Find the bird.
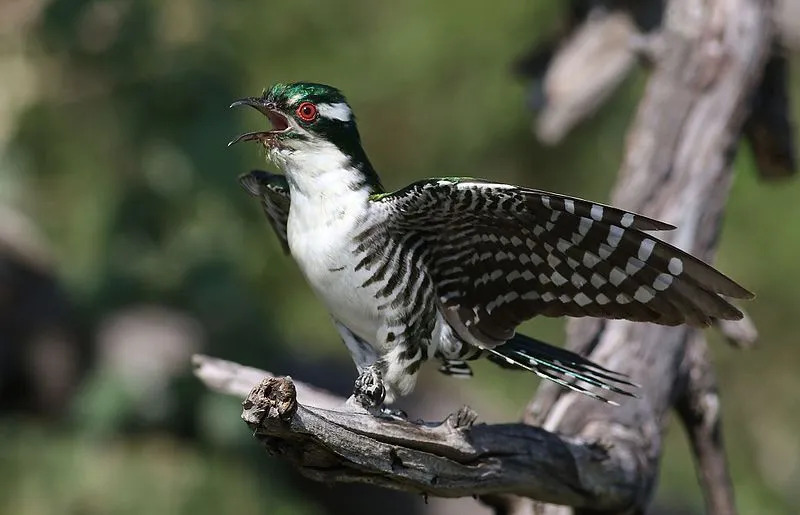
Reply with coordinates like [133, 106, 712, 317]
[229, 82, 752, 411]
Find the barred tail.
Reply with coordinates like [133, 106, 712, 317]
[485, 333, 638, 405]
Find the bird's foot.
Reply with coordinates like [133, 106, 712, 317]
[344, 395, 408, 421]
[346, 366, 409, 421]
[352, 366, 386, 409]
[376, 406, 408, 421]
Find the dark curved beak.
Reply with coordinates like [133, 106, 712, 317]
[228, 97, 286, 147]
[229, 97, 276, 116]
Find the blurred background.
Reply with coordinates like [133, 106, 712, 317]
[0, 1, 798, 514]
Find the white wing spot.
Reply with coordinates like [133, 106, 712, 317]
[551, 272, 567, 286]
[591, 204, 604, 221]
[506, 270, 521, 282]
[522, 291, 540, 300]
[653, 273, 673, 291]
[556, 239, 571, 254]
[522, 270, 535, 281]
[609, 267, 627, 286]
[607, 226, 624, 248]
[598, 243, 614, 259]
[510, 236, 523, 247]
[583, 252, 600, 268]
[620, 213, 635, 227]
[578, 217, 593, 236]
[566, 257, 579, 269]
[538, 273, 551, 284]
[638, 238, 656, 261]
[596, 293, 610, 305]
[490, 270, 503, 281]
[542, 292, 556, 302]
[616, 293, 632, 304]
[625, 257, 645, 276]
[668, 257, 683, 275]
[634, 286, 655, 303]
[591, 273, 607, 288]
[574, 292, 592, 306]
[547, 254, 561, 268]
[571, 273, 586, 287]
[564, 199, 575, 213]
[440, 290, 461, 302]
[541, 196, 551, 208]
[519, 254, 530, 265]
[559, 294, 571, 303]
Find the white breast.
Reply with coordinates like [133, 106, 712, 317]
[283, 148, 385, 343]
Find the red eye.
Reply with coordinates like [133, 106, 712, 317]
[296, 102, 318, 122]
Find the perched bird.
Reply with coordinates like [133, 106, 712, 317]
[230, 82, 752, 410]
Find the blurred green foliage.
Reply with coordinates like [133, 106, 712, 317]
[0, 0, 799, 514]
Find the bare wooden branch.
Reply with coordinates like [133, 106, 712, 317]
[535, 10, 638, 144]
[676, 333, 737, 515]
[192, 354, 343, 410]
[193, 356, 645, 510]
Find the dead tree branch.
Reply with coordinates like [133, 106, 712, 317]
[193, 355, 643, 510]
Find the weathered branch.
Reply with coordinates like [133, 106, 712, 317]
[533, 10, 639, 144]
[193, 355, 644, 510]
[676, 333, 736, 515]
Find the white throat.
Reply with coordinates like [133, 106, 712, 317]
[273, 138, 372, 247]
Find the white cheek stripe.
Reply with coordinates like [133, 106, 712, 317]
[318, 102, 353, 121]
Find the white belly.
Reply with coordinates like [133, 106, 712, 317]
[287, 199, 383, 344]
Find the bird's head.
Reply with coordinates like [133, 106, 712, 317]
[229, 82, 365, 168]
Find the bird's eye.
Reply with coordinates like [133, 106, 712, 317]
[296, 102, 318, 122]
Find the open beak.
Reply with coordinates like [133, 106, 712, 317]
[228, 97, 290, 147]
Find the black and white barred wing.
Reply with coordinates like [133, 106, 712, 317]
[239, 170, 291, 253]
[375, 178, 752, 348]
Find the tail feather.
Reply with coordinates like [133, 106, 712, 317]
[486, 333, 638, 405]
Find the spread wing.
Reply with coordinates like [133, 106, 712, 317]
[367, 178, 753, 348]
[239, 170, 291, 253]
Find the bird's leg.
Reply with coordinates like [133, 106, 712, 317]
[346, 364, 408, 421]
[352, 364, 386, 408]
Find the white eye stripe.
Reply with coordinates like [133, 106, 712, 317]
[317, 102, 353, 121]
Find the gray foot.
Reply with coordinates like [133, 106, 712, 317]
[353, 366, 386, 409]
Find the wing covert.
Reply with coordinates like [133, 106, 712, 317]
[371, 178, 752, 349]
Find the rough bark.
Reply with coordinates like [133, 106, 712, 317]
[193, 355, 641, 511]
